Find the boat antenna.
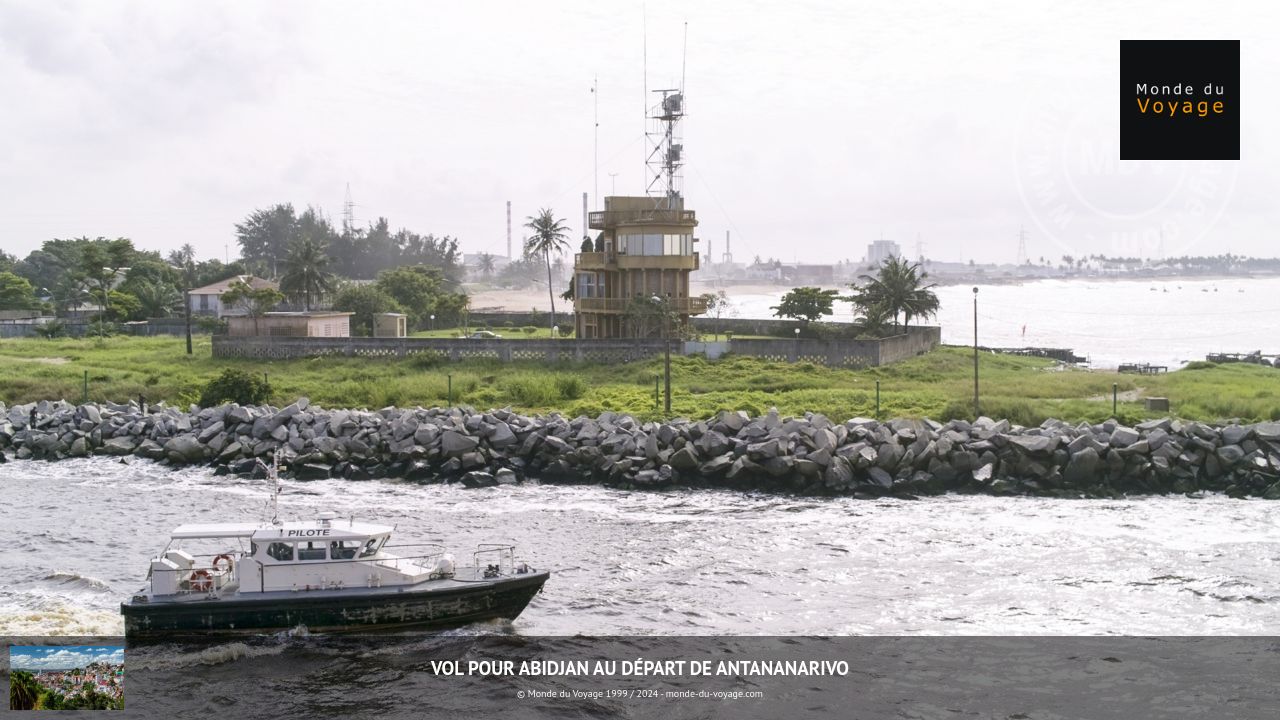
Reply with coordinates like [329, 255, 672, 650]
[270, 449, 283, 526]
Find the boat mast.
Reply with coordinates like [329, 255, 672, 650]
[269, 449, 283, 526]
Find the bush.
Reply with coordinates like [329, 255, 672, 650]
[31, 320, 66, 339]
[522, 326, 538, 335]
[200, 368, 272, 407]
[85, 320, 119, 337]
[195, 316, 228, 334]
[1184, 360, 1217, 370]
[555, 375, 587, 400]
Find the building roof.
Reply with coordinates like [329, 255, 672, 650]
[189, 275, 277, 295]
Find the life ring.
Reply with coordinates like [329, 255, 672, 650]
[190, 569, 213, 593]
[213, 554, 234, 572]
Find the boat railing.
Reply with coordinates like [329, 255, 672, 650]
[473, 544, 518, 577]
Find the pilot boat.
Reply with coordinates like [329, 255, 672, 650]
[120, 462, 548, 639]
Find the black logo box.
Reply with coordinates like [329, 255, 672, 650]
[1120, 39, 1239, 160]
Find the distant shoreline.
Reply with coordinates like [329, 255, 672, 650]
[467, 273, 1280, 312]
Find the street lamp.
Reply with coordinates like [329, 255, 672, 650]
[972, 287, 979, 419]
[794, 326, 800, 361]
[430, 314, 435, 332]
[652, 295, 671, 415]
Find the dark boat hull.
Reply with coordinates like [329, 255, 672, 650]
[121, 572, 548, 639]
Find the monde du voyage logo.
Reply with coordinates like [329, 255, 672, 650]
[1120, 40, 1239, 160]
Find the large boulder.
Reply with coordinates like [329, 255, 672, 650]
[1063, 447, 1101, 485]
[163, 435, 206, 463]
[101, 436, 138, 456]
[441, 430, 479, 457]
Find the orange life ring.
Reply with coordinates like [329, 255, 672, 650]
[190, 569, 213, 593]
[213, 554, 234, 572]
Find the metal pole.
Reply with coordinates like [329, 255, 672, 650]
[663, 316, 672, 415]
[447, 374, 453, 406]
[654, 375, 660, 408]
[875, 380, 880, 419]
[184, 290, 193, 355]
[83, 370, 88, 404]
[1113, 383, 1118, 416]
[972, 287, 980, 419]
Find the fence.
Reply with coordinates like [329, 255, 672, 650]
[213, 336, 674, 363]
[212, 326, 941, 367]
[0, 320, 195, 338]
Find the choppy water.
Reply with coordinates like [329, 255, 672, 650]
[4, 458, 1280, 637]
[728, 276, 1280, 368]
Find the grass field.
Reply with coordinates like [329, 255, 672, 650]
[1, 335, 1277, 425]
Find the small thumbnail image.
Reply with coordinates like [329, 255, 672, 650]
[9, 645, 125, 711]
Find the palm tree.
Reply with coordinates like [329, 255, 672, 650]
[132, 280, 182, 318]
[523, 208, 571, 331]
[167, 243, 196, 268]
[279, 237, 335, 310]
[847, 256, 939, 332]
[10, 669, 39, 710]
[478, 252, 496, 278]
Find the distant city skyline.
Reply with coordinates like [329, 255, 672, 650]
[3, 1, 1277, 265]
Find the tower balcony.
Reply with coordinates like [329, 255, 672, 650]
[575, 296, 709, 315]
[574, 253, 700, 271]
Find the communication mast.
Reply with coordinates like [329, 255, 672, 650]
[1016, 225, 1029, 266]
[342, 184, 357, 234]
[646, 88, 685, 201]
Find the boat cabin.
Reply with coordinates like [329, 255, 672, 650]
[147, 511, 446, 597]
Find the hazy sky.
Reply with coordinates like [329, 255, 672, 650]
[2, 1, 1276, 265]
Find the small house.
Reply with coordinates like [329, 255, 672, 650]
[374, 312, 408, 338]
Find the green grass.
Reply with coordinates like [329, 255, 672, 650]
[0, 336, 1277, 425]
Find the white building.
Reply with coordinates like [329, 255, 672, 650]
[865, 239, 901, 268]
[188, 275, 277, 316]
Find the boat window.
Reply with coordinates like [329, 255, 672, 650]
[330, 540, 361, 560]
[298, 541, 326, 562]
[359, 537, 384, 558]
[266, 542, 294, 562]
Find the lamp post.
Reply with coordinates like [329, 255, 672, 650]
[972, 286, 980, 419]
[794, 326, 800, 361]
[652, 295, 671, 415]
[429, 314, 435, 332]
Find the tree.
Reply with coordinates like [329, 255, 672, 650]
[131, 279, 182, 318]
[845, 256, 939, 332]
[0, 271, 38, 310]
[523, 208, 571, 332]
[623, 295, 678, 339]
[477, 252, 496, 278]
[0, 249, 15, 273]
[78, 237, 135, 336]
[221, 279, 284, 334]
[9, 669, 39, 710]
[374, 265, 467, 329]
[333, 283, 403, 336]
[167, 243, 196, 268]
[235, 204, 297, 277]
[104, 290, 142, 322]
[771, 287, 838, 325]
[279, 236, 335, 310]
[700, 290, 733, 340]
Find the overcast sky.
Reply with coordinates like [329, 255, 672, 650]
[2, 1, 1276, 265]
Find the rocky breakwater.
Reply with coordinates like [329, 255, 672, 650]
[3, 399, 1280, 499]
